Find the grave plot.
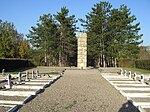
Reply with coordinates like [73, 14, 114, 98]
[0, 69, 62, 112]
[101, 69, 150, 112]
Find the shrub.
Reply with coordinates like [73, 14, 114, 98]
[118, 58, 135, 67]
[135, 60, 150, 70]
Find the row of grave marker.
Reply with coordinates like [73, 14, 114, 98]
[0, 69, 65, 112]
[120, 69, 145, 84]
[116, 69, 150, 112]
[1, 69, 65, 90]
[102, 69, 150, 112]
[7, 70, 42, 89]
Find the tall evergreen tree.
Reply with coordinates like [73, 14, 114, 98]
[80, 1, 112, 67]
[108, 5, 143, 63]
[81, 2, 143, 67]
[28, 7, 77, 66]
[27, 14, 59, 65]
[55, 7, 77, 66]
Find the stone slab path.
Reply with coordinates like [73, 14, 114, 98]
[20, 69, 139, 112]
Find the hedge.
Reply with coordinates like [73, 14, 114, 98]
[135, 60, 150, 70]
[0, 58, 34, 71]
[118, 58, 135, 67]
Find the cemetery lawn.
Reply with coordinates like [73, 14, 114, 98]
[124, 67, 150, 75]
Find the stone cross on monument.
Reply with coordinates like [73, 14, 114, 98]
[77, 32, 87, 69]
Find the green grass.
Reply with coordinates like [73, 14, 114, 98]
[49, 71, 60, 74]
[39, 72, 60, 75]
[124, 67, 150, 75]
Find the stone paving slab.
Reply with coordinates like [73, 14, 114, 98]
[112, 82, 142, 88]
[111, 80, 141, 84]
[0, 91, 36, 96]
[116, 87, 150, 91]
[109, 79, 133, 81]
[117, 85, 149, 87]
[5, 85, 44, 89]
[0, 100, 23, 105]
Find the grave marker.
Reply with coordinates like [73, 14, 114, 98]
[18, 72, 22, 84]
[141, 74, 145, 84]
[2, 69, 5, 76]
[32, 70, 35, 79]
[7, 74, 12, 89]
[124, 70, 127, 76]
[129, 71, 132, 79]
[36, 70, 41, 77]
[120, 69, 123, 76]
[133, 72, 137, 80]
[25, 71, 29, 81]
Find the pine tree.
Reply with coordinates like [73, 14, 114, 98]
[108, 5, 143, 65]
[27, 14, 59, 65]
[81, 2, 143, 67]
[80, 1, 112, 67]
[54, 7, 77, 66]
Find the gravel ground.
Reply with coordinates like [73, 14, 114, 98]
[1, 107, 11, 112]
[0, 95, 26, 101]
[19, 68, 139, 112]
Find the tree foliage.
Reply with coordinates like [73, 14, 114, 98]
[55, 7, 77, 66]
[81, 1, 143, 67]
[28, 7, 77, 66]
[0, 20, 30, 58]
[28, 14, 59, 65]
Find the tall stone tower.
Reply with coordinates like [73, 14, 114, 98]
[77, 32, 87, 69]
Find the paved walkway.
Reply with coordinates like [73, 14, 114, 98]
[20, 69, 139, 112]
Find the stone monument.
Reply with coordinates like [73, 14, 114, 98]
[77, 32, 87, 69]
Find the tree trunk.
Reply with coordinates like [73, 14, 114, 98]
[114, 58, 117, 67]
[103, 55, 106, 67]
[98, 56, 101, 67]
[59, 51, 62, 67]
